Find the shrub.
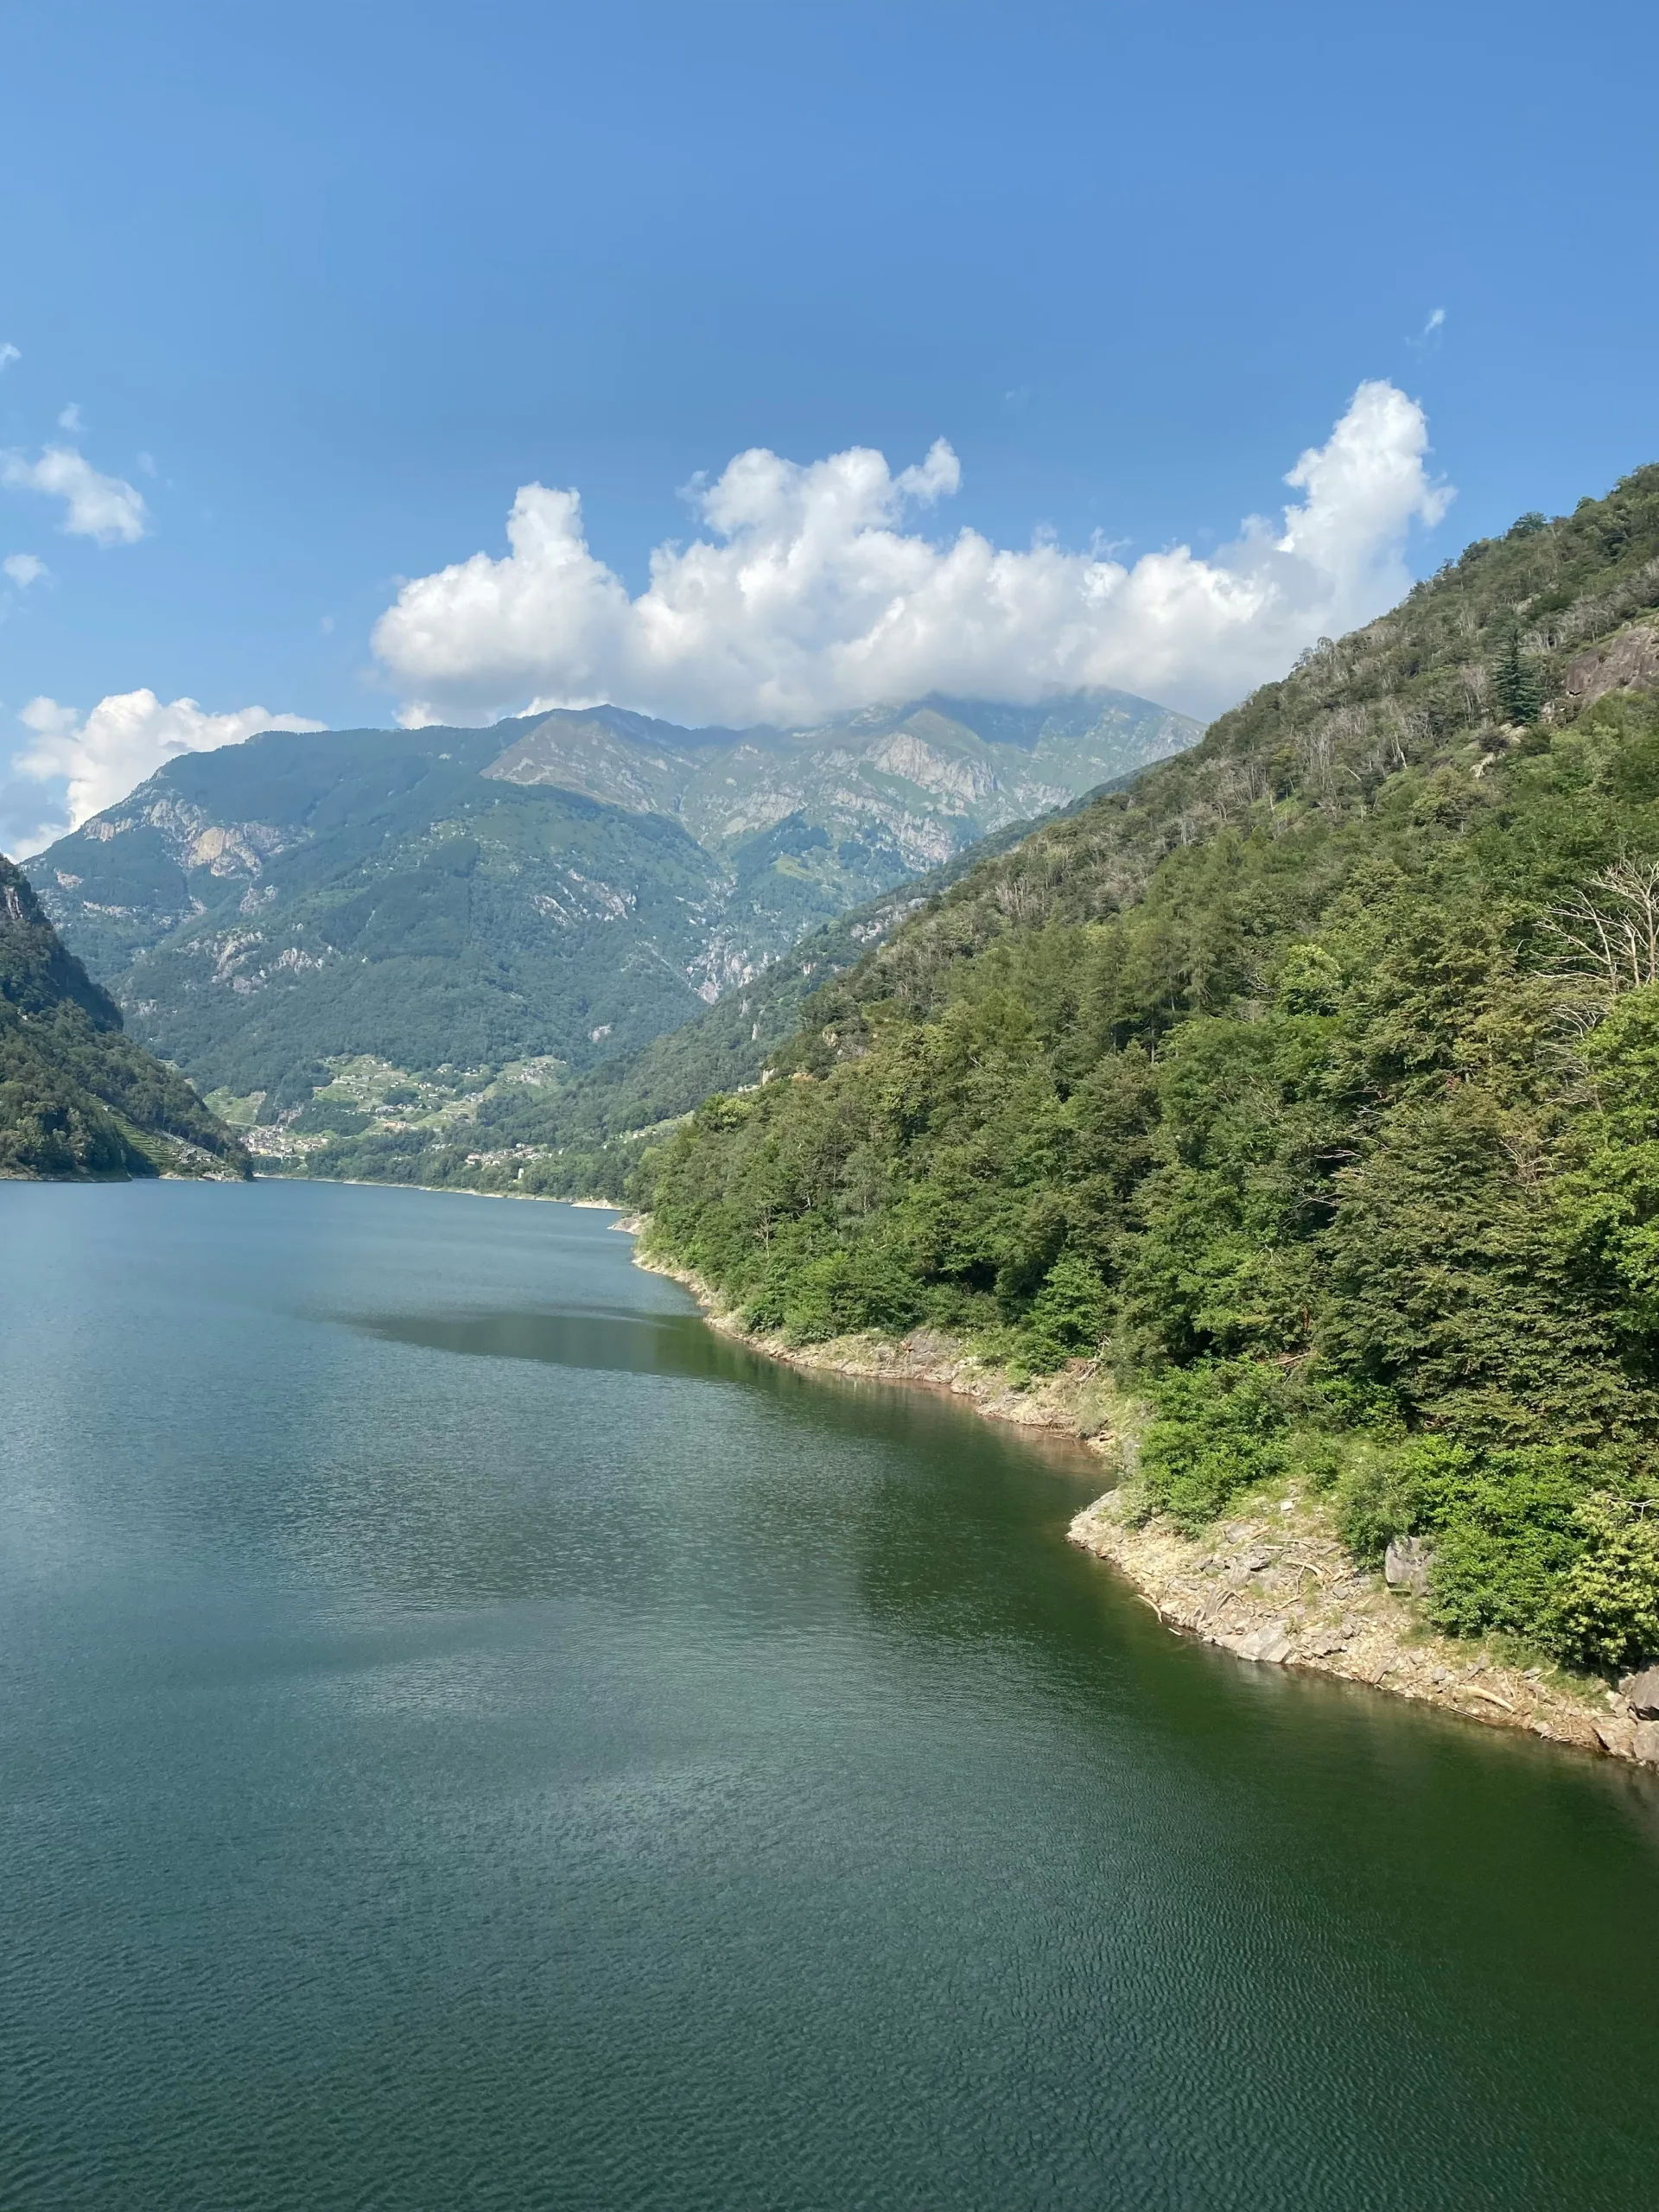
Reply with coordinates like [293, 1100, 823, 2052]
[1136, 1358, 1295, 1532]
[1554, 1493, 1659, 1670]
[1332, 1436, 1474, 1562]
[773, 1245, 925, 1344]
[1422, 1459, 1586, 1642]
[1023, 1250, 1112, 1365]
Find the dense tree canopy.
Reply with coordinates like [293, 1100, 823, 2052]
[0, 858, 248, 1180]
[641, 469, 1659, 1670]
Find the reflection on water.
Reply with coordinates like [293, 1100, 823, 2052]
[353, 1304, 765, 1379]
[4, 1179, 1659, 2212]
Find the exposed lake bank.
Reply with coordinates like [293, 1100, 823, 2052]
[627, 1222, 1650, 1769]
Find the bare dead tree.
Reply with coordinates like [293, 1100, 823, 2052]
[1543, 858, 1659, 1032]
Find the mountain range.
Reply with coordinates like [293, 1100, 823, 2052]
[33, 688, 1198, 1126]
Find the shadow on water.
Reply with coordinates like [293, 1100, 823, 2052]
[350, 1305, 761, 1381]
[340, 1299, 1112, 1630]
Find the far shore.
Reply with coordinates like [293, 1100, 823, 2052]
[250, 1171, 623, 1209]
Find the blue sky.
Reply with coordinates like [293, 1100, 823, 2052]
[3, 0, 1656, 852]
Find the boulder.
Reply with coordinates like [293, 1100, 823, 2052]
[1384, 1535, 1433, 1595]
[1594, 1717, 1637, 1759]
[1299, 1627, 1347, 1659]
[1635, 1721, 1659, 1766]
[1618, 1665, 1659, 1718]
[1226, 1548, 1274, 1587]
[1224, 1622, 1293, 1665]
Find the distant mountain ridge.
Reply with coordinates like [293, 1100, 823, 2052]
[489, 691, 1195, 866]
[0, 855, 248, 1179]
[32, 688, 1198, 1116]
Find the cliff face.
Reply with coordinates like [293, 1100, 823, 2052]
[0, 856, 249, 1181]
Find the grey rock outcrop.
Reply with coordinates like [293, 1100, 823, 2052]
[1618, 1665, 1659, 1718]
[1223, 1622, 1293, 1665]
[1384, 1535, 1433, 1595]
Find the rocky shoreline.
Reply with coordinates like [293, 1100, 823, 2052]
[626, 1223, 1657, 1770]
[626, 1232, 1123, 1438]
[1065, 1489, 1655, 1762]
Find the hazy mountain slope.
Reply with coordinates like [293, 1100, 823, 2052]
[639, 467, 1659, 1672]
[36, 688, 1198, 1117]
[458, 767, 1144, 1156]
[492, 690, 1197, 861]
[269, 793, 1074, 1198]
[0, 858, 248, 1179]
[36, 721, 739, 1109]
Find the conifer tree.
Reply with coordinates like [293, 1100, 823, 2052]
[1494, 626, 1542, 725]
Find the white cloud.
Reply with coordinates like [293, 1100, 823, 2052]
[0, 342, 18, 372]
[9, 690, 326, 854]
[1408, 308, 1446, 354]
[372, 382, 1452, 728]
[57, 402, 83, 432]
[3, 552, 46, 588]
[1, 445, 148, 544]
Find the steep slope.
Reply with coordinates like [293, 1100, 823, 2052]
[0, 858, 248, 1180]
[640, 467, 1659, 1674]
[36, 688, 1197, 1120]
[34, 721, 733, 1110]
[262, 794, 1075, 1197]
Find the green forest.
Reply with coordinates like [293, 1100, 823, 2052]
[639, 468, 1659, 1674]
[287, 804, 1060, 1198]
[0, 857, 249, 1180]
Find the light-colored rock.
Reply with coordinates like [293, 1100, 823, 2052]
[1633, 1721, 1659, 1766]
[1226, 1548, 1273, 1587]
[1299, 1628, 1347, 1659]
[1594, 1718, 1637, 1758]
[1224, 1622, 1293, 1665]
[1384, 1535, 1433, 1594]
[1618, 1665, 1659, 1718]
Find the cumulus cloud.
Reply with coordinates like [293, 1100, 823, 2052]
[1, 445, 148, 544]
[57, 402, 83, 432]
[0, 343, 19, 372]
[8, 690, 326, 855]
[3, 552, 46, 588]
[374, 381, 1452, 729]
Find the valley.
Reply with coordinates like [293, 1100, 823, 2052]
[34, 689, 1196, 1163]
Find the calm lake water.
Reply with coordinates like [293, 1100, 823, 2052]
[5, 1180, 1659, 2209]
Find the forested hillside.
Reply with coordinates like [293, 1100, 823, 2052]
[280, 800, 1070, 1198]
[0, 858, 248, 1180]
[642, 467, 1659, 1672]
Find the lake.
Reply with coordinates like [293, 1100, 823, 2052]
[4, 1179, 1659, 2210]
